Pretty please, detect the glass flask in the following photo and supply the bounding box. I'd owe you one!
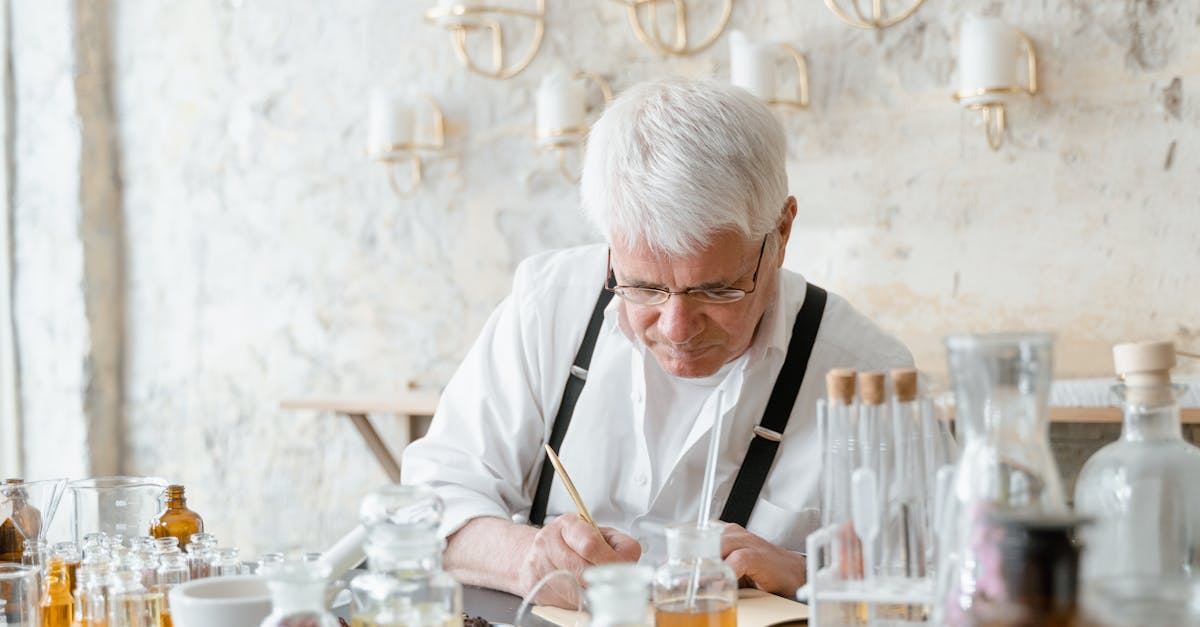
[935,332,1066,626]
[106,569,163,627]
[148,486,203,552]
[258,560,340,627]
[652,523,737,627]
[583,563,654,627]
[39,556,73,627]
[1,480,42,564]
[1074,340,1200,626]
[349,485,462,627]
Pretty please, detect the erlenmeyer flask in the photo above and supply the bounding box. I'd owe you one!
[934,332,1066,626]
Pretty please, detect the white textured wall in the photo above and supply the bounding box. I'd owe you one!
[8,0,1197,554]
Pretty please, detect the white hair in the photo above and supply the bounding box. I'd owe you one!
[580,77,788,257]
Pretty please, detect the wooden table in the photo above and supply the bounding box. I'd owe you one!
[281,392,440,483]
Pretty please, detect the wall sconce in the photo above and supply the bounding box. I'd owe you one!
[423,0,545,79]
[824,0,925,29]
[610,0,733,56]
[367,91,447,197]
[534,70,613,183]
[729,31,809,109]
[953,15,1038,151]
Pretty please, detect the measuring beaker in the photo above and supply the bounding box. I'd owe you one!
[68,476,168,543]
[0,563,38,626]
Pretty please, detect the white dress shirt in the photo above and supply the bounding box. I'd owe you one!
[401,244,913,562]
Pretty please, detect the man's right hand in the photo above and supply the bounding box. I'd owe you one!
[443,514,641,603]
[518,513,642,599]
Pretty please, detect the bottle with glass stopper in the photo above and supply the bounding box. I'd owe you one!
[652,522,736,627]
[1074,340,1200,625]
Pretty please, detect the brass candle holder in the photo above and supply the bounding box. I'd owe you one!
[610,0,733,56]
[423,0,546,80]
[368,96,448,197]
[534,72,614,184]
[825,0,925,30]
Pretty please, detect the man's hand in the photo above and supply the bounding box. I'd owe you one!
[519,514,642,603]
[720,523,807,596]
[444,515,640,606]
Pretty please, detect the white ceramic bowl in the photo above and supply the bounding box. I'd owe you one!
[169,575,272,627]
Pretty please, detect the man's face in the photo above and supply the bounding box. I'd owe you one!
[610,230,782,379]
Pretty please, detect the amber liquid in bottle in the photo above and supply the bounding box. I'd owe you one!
[1,478,43,563]
[655,598,737,627]
[148,485,204,550]
[41,557,76,627]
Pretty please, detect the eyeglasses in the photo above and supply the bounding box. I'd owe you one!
[605,236,768,306]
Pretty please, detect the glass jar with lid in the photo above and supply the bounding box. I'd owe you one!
[652,523,737,627]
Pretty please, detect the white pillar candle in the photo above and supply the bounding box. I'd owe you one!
[536,70,585,147]
[367,90,413,155]
[434,0,484,28]
[958,14,1019,106]
[730,30,776,101]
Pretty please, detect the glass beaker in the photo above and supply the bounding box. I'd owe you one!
[652,523,736,627]
[935,332,1066,626]
[0,563,39,627]
[69,477,168,543]
[257,560,340,627]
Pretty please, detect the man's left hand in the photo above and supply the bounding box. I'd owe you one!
[720,523,806,596]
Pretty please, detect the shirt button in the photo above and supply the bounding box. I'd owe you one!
[635,473,648,486]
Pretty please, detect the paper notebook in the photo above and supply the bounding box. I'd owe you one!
[533,588,809,627]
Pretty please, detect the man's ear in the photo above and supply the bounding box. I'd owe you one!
[775,196,798,266]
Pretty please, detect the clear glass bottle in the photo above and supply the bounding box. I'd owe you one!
[107,569,164,627]
[935,333,1067,627]
[40,556,74,627]
[156,550,190,627]
[148,486,204,552]
[1074,340,1200,626]
[349,485,462,627]
[652,523,737,627]
[583,564,654,627]
[73,563,110,627]
[212,547,243,577]
[257,560,340,627]
[52,542,81,599]
[185,533,216,580]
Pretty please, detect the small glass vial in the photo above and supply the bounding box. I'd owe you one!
[584,564,654,627]
[107,569,164,627]
[257,560,340,627]
[185,533,216,580]
[149,486,204,551]
[74,563,110,627]
[40,556,74,627]
[653,523,737,627]
[51,542,81,599]
[156,551,190,627]
[212,547,243,577]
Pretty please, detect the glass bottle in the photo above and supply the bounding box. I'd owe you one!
[107,570,163,627]
[40,556,74,627]
[1074,340,1200,626]
[882,367,929,579]
[349,485,462,627]
[51,542,81,600]
[583,564,654,627]
[73,564,109,627]
[148,486,203,552]
[1,480,42,564]
[212,547,243,577]
[155,551,190,627]
[257,560,340,627]
[934,333,1067,627]
[185,533,216,580]
[652,523,737,627]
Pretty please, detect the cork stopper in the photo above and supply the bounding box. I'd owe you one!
[859,372,886,405]
[825,368,856,404]
[1113,340,1175,388]
[892,368,918,402]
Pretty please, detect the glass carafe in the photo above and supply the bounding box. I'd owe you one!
[652,523,737,627]
[935,333,1066,626]
[1074,340,1200,626]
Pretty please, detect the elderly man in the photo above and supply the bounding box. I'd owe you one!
[401,77,912,598]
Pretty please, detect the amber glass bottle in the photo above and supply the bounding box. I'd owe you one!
[41,556,75,626]
[1,478,42,563]
[148,485,204,551]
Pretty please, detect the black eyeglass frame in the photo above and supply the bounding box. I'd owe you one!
[604,236,769,306]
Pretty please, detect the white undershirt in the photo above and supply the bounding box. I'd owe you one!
[641,350,745,494]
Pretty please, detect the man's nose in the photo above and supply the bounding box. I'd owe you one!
[656,296,705,344]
